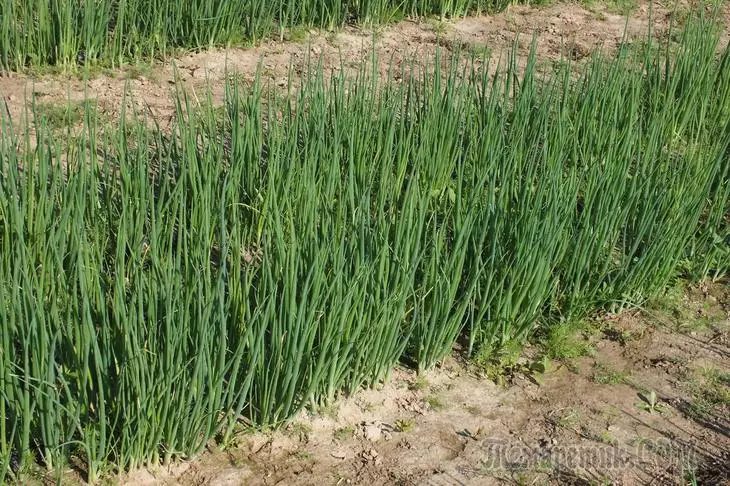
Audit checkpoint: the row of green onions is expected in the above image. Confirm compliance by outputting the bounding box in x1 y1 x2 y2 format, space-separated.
0 0 508 70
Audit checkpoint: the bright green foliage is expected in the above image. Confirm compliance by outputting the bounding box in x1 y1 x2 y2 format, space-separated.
0 0 506 70
689 35 730 279
557 21 730 313
0 17 728 483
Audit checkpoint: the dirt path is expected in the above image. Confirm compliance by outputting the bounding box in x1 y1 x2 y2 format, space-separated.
2 1 723 128
115 282 729 486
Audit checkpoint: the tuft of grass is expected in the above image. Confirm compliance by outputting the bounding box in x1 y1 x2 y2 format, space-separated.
465 405 482 416
284 26 309 43
286 422 312 442
682 466 699 486
647 279 686 312
601 323 642 345
126 63 155 81
32 99 95 129
554 409 581 431
595 431 618 446
424 396 446 412
583 0 637 16
394 419 415 432
359 402 376 414
685 368 730 422
408 376 430 392
541 321 595 362
606 0 638 16
593 363 629 385
333 426 354 441
294 451 313 460
314 403 340 420
473 341 524 385
700 369 730 405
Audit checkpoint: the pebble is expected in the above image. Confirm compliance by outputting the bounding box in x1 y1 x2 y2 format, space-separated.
331 450 347 460
364 424 382 442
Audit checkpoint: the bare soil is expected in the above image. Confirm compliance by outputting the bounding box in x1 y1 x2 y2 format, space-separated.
4 1 730 485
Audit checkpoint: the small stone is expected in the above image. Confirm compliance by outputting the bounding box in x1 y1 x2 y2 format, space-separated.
331 450 347 459
7 94 16 102
363 424 382 442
